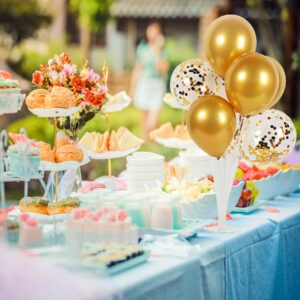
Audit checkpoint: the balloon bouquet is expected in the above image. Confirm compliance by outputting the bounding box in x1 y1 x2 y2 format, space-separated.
170 15 296 232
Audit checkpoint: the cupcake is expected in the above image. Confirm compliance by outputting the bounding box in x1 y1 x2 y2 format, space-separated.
25 89 49 109
44 86 77 108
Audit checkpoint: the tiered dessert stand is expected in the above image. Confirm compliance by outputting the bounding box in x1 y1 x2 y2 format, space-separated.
28 107 90 202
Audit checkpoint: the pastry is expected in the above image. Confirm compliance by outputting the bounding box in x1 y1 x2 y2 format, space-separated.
149 122 174 139
19 197 49 215
25 89 49 109
56 136 73 148
117 127 144 150
55 136 84 162
44 86 77 108
174 125 191 140
47 198 80 215
0 75 21 94
36 141 55 162
55 144 84 162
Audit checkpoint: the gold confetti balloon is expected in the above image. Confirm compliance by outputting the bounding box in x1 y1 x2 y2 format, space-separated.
238 109 296 163
170 58 226 109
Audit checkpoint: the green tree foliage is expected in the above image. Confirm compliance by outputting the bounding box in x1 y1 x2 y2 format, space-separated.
0 0 51 44
70 0 114 33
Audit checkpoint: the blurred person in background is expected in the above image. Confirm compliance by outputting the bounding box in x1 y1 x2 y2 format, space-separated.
130 22 169 141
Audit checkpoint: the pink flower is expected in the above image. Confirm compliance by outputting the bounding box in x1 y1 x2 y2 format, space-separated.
48 58 53 65
63 64 76 77
49 70 59 81
59 72 67 85
87 69 99 83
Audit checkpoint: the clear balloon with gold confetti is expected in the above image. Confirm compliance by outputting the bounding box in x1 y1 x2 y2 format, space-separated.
238 109 296 163
170 58 226 109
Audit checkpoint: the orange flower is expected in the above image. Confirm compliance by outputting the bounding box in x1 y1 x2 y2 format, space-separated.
71 75 85 92
40 64 48 72
32 71 44 85
60 53 71 64
83 89 104 107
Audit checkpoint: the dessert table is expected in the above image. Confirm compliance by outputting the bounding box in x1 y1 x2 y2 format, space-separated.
111 194 300 300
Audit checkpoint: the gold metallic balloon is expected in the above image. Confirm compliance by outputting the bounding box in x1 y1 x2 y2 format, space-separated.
204 15 257 78
225 53 279 115
187 95 236 157
266 57 286 108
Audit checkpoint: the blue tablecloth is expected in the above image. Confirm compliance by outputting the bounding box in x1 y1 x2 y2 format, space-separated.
112 194 300 300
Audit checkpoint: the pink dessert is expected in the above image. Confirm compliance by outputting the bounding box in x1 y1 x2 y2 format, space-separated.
79 181 106 193
64 207 138 246
19 215 43 247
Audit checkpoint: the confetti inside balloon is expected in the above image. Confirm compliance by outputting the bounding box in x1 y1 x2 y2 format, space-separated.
238 109 296 163
170 58 226 109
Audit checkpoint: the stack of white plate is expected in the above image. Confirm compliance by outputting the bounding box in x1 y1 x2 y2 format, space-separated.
180 148 215 181
126 152 165 192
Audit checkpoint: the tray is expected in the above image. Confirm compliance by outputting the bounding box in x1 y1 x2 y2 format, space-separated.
181 181 244 220
254 169 300 200
40 155 90 172
231 200 266 213
155 137 194 149
87 146 140 160
29 106 80 118
73 249 150 275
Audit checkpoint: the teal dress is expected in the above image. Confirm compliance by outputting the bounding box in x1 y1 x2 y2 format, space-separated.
134 41 167 111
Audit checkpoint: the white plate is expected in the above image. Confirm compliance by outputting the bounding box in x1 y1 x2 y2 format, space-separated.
155 137 195 149
9 207 68 223
101 101 130 113
101 92 131 113
40 155 90 172
29 106 80 118
87 146 140 160
231 200 266 213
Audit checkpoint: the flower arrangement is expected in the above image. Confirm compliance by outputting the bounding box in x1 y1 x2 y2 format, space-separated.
32 53 108 139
